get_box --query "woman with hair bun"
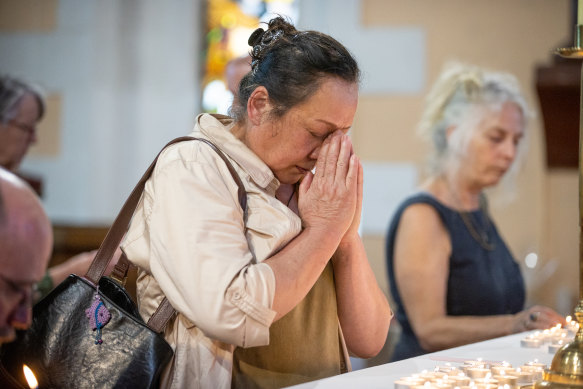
[122,16,391,388]
[385,63,565,362]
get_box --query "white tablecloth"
[287,331,557,388]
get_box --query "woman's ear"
[247,86,271,126]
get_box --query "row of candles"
[395,316,580,389]
[394,359,546,389]
[520,316,579,353]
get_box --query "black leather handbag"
[0,137,247,389]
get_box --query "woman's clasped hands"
[298,130,360,244]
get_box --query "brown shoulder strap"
[85,136,247,333]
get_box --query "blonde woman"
[385,63,564,361]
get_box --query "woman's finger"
[298,171,313,197]
[335,135,352,184]
[345,154,358,194]
[323,133,342,187]
[313,137,331,184]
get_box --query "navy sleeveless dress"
[385,193,525,361]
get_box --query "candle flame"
[23,365,38,389]
[567,315,572,322]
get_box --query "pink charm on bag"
[85,287,111,345]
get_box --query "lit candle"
[521,335,542,348]
[396,378,426,389]
[466,367,490,379]
[541,329,552,343]
[435,364,461,374]
[472,374,498,386]
[490,362,513,376]
[520,364,544,381]
[473,384,498,389]
[433,382,454,389]
[450,373,471,386]
[493,374,518,385]
[412,383,438,389]
[515,368,534,385]
[463,358,484,366]
[23,365,38,389]
[549,340,565,353]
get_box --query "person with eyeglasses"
[0,167,52,344]
[0,76,43,173]
[0,75,119,302]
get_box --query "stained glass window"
[201,0,298,114]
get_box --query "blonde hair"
[418,62,531,178]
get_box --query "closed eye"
[308,130,328,140]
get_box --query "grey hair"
[418,62,531,178]
[0,75,45,125]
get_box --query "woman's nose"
[309,145,321,160]
[501,139,516,161]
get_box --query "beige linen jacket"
[122,113,310,388]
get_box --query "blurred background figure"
[0,77,44,173]
[385,63,565,361]
[0,76,117,301]
[0,168,52,344]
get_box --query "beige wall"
[356,0,576,314]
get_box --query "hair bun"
[248,28,265,46]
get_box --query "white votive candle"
[520,365,543,381]
[521,336,542,348]
[472,376,498,386]
[450,375,470,386]
[473,384,498,389]
[396,378,426,389]
[466,368,491,379]
[524,360,546,369]
[493,375,518,385]
[549,340,565,353]
[515,369,534,385]
[435,367,462,375]
[413,381,436,389]
[490,365,514,376]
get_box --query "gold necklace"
[448,183,495,251]
[458,199,496,251]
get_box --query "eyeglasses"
[8,120,36,136]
